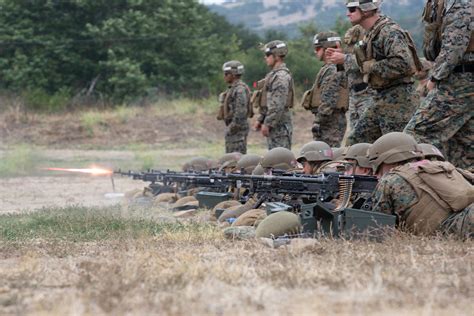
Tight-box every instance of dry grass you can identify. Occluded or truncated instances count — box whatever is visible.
[0,206,472,315]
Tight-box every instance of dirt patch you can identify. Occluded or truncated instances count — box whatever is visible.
[0,175,143,214]
[0,108,314,148]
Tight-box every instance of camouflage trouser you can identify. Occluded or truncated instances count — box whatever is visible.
[225,129,249,154]
[404,73,474,170]
[268,122,292,150]
[313,109,346,147]
[439,203,473,239]
[347,83,418,145]
[348,92,374,130]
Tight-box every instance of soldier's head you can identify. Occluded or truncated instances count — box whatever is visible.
[346,0,381,25]
[419,143,445,162]
[182,157,218,172]
[343,143,373,175]
[235,154,263,174]
[262,40,288,67]
[344,25,365,52]
[313,31,341,62]
[297,141,333,175]
[222,60,244,84]
[368,132,422,178]
[218,152,243,172]
[260,147,298,174]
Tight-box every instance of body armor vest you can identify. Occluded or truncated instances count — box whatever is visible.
[391,160,474,235]
[359,17,422,89]
[301,65,349,111]
[218,81,252,123]
[252,67,295,111]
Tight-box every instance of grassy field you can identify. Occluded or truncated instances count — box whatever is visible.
[0,101,472,315]
[0,206,472,315]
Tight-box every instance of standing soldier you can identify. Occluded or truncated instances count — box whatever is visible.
[342,0,421,144]
[404,0,473,170]
[254,40,294,150]
[326,25,375,141]
[301,32,348,147]
[217,60,251,154]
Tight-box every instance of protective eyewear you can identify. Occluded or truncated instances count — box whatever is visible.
[347,6,357,13]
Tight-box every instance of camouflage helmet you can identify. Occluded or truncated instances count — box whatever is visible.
[368,132,422,172]
[297,141,333,163]
[252,164,265,175]
[332,147,348,161]
[344,25,365,46]
[260,147,297,170]
[218,152,243,170]
[182,157,217,172]
[313,31,341,49]
[262,40,288,57]
[346,0,381,12]
[236,154,263,174]
[419,143,445,161]
[344,143,371,168]
[222,60,245,76]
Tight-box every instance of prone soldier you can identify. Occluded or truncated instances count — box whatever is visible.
[368,132,473,238]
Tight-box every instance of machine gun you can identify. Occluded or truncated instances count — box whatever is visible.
[114,169,237,197]
[220,172,377,208]
[218,172,395,238]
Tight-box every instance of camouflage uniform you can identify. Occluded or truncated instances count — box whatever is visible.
[372,161,473,237]
[258,63,293,150]
[344,53,374,133]
[312,64,347,146]
[348,16,419,144]
[223,79,250,154]
[343,25,374,133]
[404,0,474,169]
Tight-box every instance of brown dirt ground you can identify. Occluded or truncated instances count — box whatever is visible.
[0,107,314,148]
[0,107,313,213]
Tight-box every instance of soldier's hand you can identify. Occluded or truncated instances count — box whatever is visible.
[426,80,436,92]
[326,48,345,65]
[261,124,270,137]
[254,121,262,131]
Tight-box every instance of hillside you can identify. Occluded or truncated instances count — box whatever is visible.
[208,0,424,44]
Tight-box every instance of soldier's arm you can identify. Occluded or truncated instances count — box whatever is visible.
[371,174,416,219]
[370,178,395,215]
[369,28,414,80]
[344,53,360,74]
[431,0,472,80]
[314,67,341,122]
[228,86,249,131]
[263,74,290,128]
